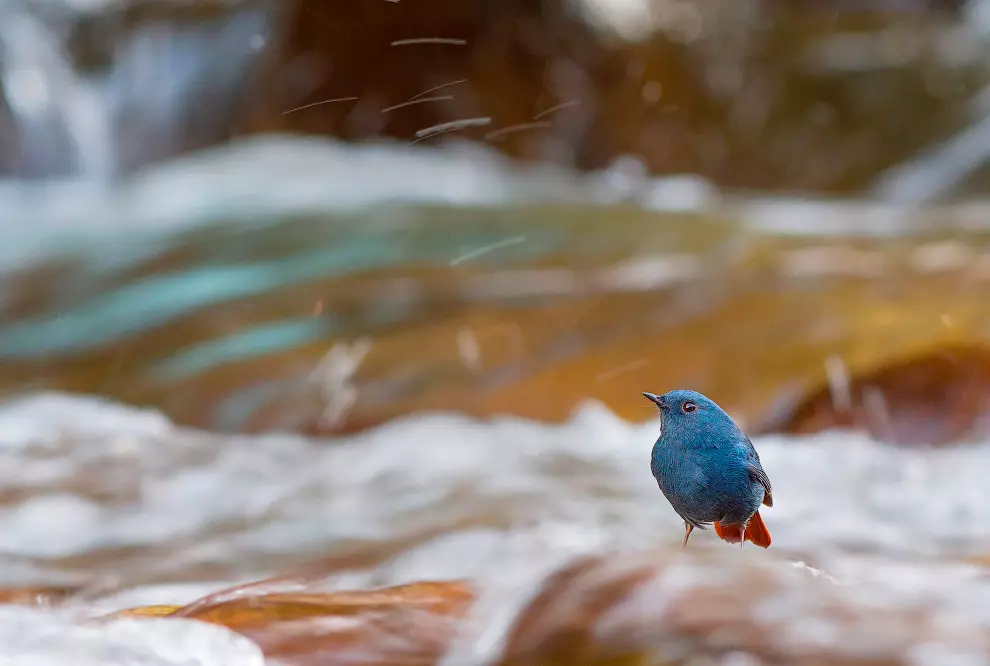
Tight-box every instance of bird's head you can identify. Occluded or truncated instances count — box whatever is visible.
[642,388,741,447]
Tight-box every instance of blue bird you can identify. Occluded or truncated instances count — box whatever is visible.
[643,389,773,549]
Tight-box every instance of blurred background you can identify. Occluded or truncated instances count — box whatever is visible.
[2,0,990,664]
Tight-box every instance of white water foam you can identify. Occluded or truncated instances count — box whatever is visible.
[0,392,986,575]
[0,606,264,666]
[0,392,987,662]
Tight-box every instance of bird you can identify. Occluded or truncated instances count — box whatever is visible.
[643,389,773,549]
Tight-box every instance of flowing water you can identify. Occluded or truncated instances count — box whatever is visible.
[4,0,990,662]
[1,395,990,663]
[0,136,989,663]
[0,0,276,180]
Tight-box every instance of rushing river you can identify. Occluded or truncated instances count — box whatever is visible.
[1,395,990,663]
[1,137,990,664]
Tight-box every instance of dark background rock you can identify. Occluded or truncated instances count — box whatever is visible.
[248,0,988,194]
[767,345,990,446]
[2,0,989,194]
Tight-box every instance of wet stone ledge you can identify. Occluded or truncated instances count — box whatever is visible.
[3,548,987,665]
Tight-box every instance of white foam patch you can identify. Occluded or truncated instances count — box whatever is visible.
[0,392,172,451]
[0,606,264,666]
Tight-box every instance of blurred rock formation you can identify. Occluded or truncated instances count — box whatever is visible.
[2,0,989,193]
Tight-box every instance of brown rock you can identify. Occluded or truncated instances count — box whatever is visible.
[6,0,980,191]
[254,1,982,194]
[497,550,990,666]
[0,586,76,607]
[769,345,990,446]
[90,550,990,665]
[171,580,475,666]
[101,604,183,619]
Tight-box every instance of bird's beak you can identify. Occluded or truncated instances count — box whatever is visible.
[642,392,667,410]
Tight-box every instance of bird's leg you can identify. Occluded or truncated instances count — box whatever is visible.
[740,519,748,554]
[682,522,694,548]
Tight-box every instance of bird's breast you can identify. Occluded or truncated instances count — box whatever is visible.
[653,447,762,523]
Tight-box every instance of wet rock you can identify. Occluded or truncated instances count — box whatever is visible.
[496,550,990,666]
[105,604,183,619]
[768,345,990,446]
[3,0,987,192]
[252,0,987,194]
[306,235,990,447]
[83,550,990,666]
[0,585,75,607]
[171,580,474,666]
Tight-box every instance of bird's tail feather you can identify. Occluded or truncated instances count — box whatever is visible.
[713,511,771,549]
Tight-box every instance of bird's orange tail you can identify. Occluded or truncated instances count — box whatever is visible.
[713,511,771,549]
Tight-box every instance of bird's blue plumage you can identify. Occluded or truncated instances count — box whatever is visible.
[644,389,773,546]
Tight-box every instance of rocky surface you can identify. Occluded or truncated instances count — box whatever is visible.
[495,550,990,666]
[6,548,986,665]
[173,581,474,666]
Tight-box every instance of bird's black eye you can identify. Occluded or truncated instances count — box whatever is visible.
[682,400,697,413]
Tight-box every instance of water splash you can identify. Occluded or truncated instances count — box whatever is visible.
[0,4,114,180]
[0,1,277,181]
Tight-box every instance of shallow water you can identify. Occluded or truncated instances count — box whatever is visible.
[3,136,990,443]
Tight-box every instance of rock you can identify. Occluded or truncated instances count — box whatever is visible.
[768,344,990,446]
[496,550,990,666]
[169,580,475,666]
[0,585,75,607]
[253,0,987,194]
[83,550,990,666]
[104,605,184,619]
[3,0,986,192]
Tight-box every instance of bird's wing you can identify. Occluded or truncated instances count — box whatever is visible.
[655,480,710,529]
[743,435,773,507]
[748,464,773,507]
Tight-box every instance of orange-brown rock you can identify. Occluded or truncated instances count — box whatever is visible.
[0,586,76,607]
[769,344,990,446]
[169,580,475,666]
[102,604,183,619]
